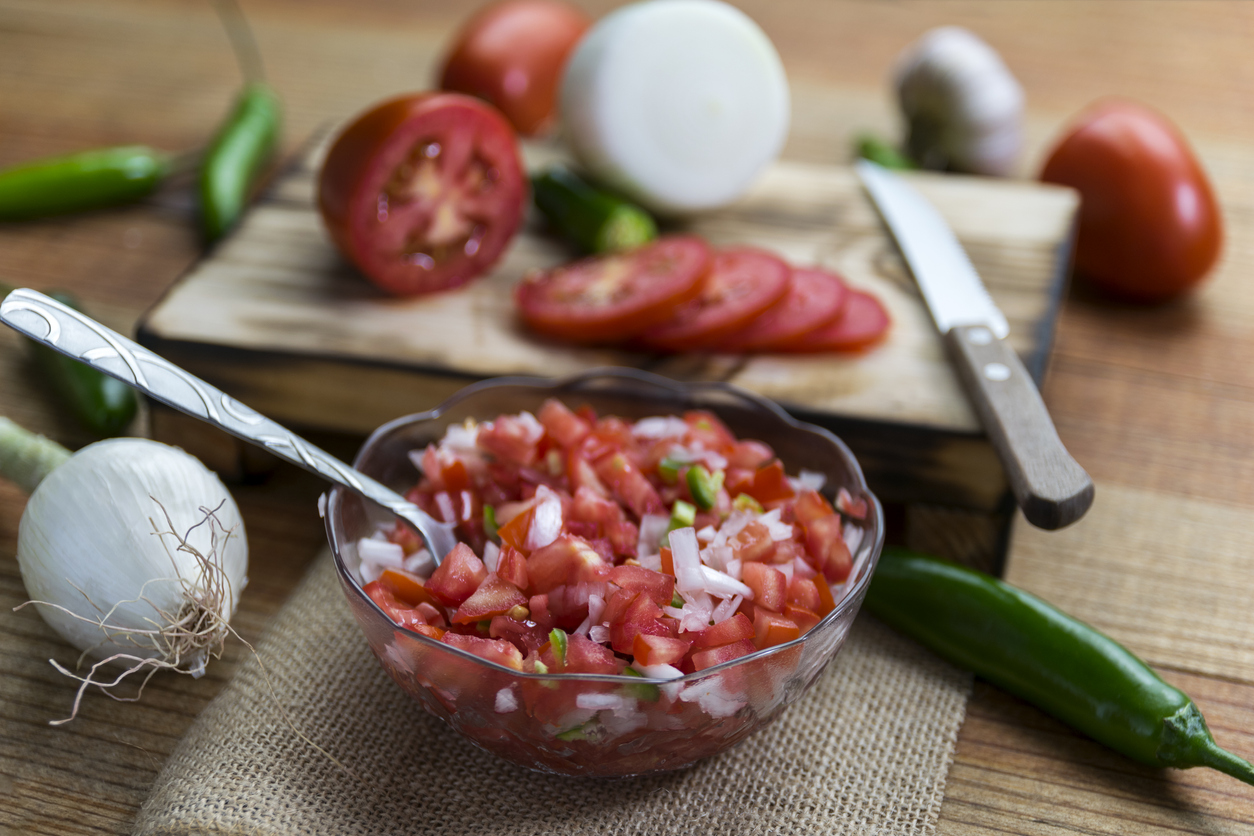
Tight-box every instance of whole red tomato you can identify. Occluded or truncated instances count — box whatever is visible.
[318,92,526,297]
[439,0,591,136]
[1040,100,1222,303]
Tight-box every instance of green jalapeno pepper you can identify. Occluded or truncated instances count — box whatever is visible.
[0,146,170,221]
[865,547,1254,785]
[2,287,139,436]
[198,81,282,241]
[532,165,657,254]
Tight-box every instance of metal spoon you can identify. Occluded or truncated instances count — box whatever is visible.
[0,288,459,564]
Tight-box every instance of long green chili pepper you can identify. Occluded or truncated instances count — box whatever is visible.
[2,287,138,436]
[198,81,281,242]
[865,548,1254,785]
[0,146,170,221]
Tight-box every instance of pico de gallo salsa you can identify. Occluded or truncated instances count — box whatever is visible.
[357,401,867,682]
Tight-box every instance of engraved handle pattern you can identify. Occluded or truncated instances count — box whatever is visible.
[0,288,456,557]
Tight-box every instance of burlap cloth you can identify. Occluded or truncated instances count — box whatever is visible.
[132,551,971,836]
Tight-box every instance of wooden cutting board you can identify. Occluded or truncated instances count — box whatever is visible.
[137,141,1077,512]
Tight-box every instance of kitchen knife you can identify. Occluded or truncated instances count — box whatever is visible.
[855,159,1093,529]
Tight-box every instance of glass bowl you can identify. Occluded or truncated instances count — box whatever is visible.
[325,368,885,777]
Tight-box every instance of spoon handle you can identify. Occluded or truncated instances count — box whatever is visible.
[0,288,455,558]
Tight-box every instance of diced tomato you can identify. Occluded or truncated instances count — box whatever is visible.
[724,467,755,498]
[545,584,593,630]
[496,545,529,589]
[389,518,425,554]
[770,540,805,565]
[412,623,446,640]
[440,632,525,670]
[753,606,801,649]
[478,414,542,466]
[745,461,795,504]
[490,615,548,654]
[803,514,853,583]
[784,604,822,633]
[453,574,528,624]
[528,593,553,629]
[563,633,620,674]
[571,485,624,527]
[594,452,663,518]
[426,542,489,607]
[496,506,533,551]
[814,573,837,616]
[786,576,822,613]
[728,439,775,469]
[633,633,692,667]
[691,637,756,671]
[836,487,869,519]
[363,580,431,632]
[567,446,610,497]
[689,612,754,649]
[731,521,776,563]
[538,398,591,448]
[683,410,737,455]
[527,535,611,593]
[660,545,674,576]
[600,587,638,627]
[742,562,787,612]
[610,592,675,654]
[378,567,443,609]
[609,564,676,607]
[606,519,639,558]
[793,489,835,524]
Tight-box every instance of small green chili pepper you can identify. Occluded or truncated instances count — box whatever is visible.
[199,81,281,241]
[686,464,723,511]
[3,287,138,437]
[483,504,499,542]
[664,500,696,540]
[532,165,657,254]
[657,454,684,485]
[865,548,1254,785]
[548,628,569,668]
[0,146,170,221]
[620,667,661,702]
[855,133,915,171]
[733,493,764,514]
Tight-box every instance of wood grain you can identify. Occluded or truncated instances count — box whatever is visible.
[2,1,1254,834]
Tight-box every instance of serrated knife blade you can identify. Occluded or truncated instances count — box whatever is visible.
[855,159,1093,530]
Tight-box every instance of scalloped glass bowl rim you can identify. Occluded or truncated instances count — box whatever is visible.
[326,367,885,685]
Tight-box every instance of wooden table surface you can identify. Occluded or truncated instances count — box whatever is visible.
[3,1,1254,833]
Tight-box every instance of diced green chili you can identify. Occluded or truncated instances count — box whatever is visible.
[686,464,723,510]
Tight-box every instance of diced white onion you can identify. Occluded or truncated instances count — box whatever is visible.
[637,553,662,572]
[725,558,742,581]
[358,537,405,567]
[589,625,611,643]
[576,692,628,711]
[495,498,534,526]
[844,522,864,556]
[669,527,705,592]
[790,469,826,492]
[638,513,670,557]
[700,565,752,599]
[793,555,818,581]
[700,544,731,573]
[696,525,717,543]
[679,676,745,718]
[403,549,435,577]
[575,593,606,636]
[482,541,501,573]
[632,662,685,680]
[632,416,689,439]
[525,485,563,550]
[495,688,519,713]
[711,594,742,624]
[777,561,794,582]
[442,421,480,453]
[758,508,795,541]
[516,411,546,443]
[434,492,456,524]
[711,510,752,548]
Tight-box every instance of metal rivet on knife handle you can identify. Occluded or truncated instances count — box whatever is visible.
[946,324,1095,530]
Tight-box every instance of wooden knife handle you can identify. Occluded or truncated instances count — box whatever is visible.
[945,324,1094,530]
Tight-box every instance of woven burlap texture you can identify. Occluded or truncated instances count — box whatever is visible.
[133,552,971,836]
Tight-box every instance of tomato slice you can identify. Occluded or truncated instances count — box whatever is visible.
[318,92,527,297]
[783,288,890,352]
[639,247,790,351]
[720,267,848,352]
[514,235,710,343]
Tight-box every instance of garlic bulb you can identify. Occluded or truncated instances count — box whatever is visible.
[17,437,248,686]
[894,26,1024,176]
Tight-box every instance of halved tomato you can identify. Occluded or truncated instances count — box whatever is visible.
[784,289,890,352]
[515,235,710,342]
[639,247,790,351]
[318,92,527,296]
[720,267,848,352]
